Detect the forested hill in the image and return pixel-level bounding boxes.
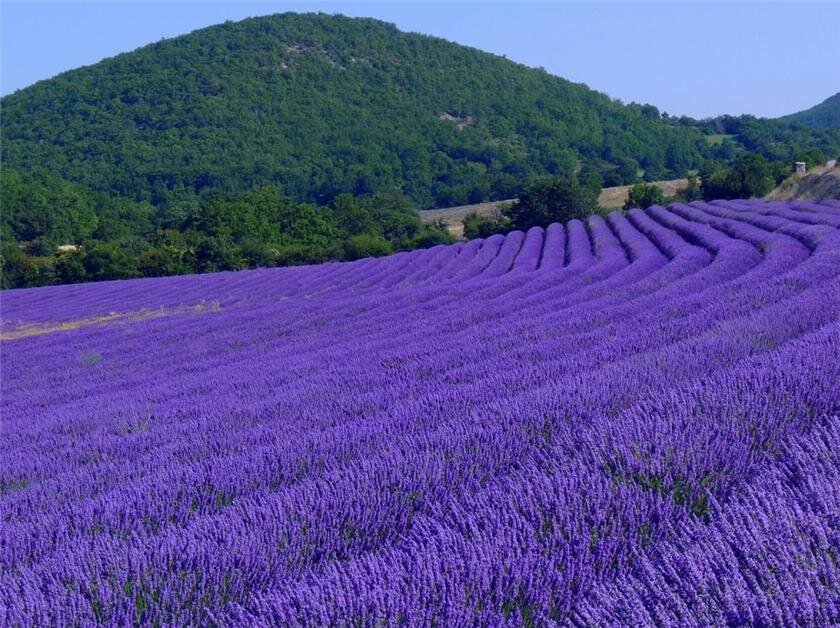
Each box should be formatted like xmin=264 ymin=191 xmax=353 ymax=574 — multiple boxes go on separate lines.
xmin=3 ymin=12 xmax=837 ymax=211
xmin=2 ymin=12 xmax=697 ymax=209
xmin=780 ymin=93 xmax=840 ymax=130
xmin=2 ymin=12 xmax=839 ymax=289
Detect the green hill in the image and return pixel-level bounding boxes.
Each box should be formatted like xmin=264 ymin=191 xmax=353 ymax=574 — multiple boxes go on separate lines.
xmin=781 ymin=93 xmax=840 ymax=129
xmin=2 ymin=12 xmax=839 ymax=288
xmin=2 ymin=12 xmax=712 ymax=209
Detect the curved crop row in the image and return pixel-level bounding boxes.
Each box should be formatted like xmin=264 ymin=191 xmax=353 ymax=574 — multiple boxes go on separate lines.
xmin=1 ymin=200 xmax=839 ymax=625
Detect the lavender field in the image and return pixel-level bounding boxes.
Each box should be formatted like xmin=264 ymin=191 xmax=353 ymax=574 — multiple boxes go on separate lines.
xmin=2 ymin=199 xmax=839 ymax=625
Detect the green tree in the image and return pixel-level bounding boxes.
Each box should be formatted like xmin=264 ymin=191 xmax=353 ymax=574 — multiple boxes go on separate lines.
xmin=624 ymin=183 xmax=666 ymax=210
xmin=330 ymin=193 xmax=377 ymax=236
xmin=702 ymin=153 xmax=774 ymax=200
xmin=1 ymin=243 xmax=32 ymax=289
xmin=463 ymin=212 xmax=503 ymax=239
xmin=794 ymin=148 xmax=827 ymax=170
xmin=505 ymin=176 xmax=597 ymax=230
xmin=139 ymin=247 xmax=193 ymax=277
xmin=683 ymin=173 xmax=702 ymax=202
xmin=344 ymin=234 xmax=394 ymax=260
xmin=54 ymin=253 xmax=87 ymax=285
xmin=408 ymin=223 xmax=455 ymax=249
xmin=82 ymin=242 xmax=141 ymax=281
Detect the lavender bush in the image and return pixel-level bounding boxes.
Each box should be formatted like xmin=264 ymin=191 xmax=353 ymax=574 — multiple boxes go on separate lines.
xmin=1 ymin=200 xmax=838 ymax=625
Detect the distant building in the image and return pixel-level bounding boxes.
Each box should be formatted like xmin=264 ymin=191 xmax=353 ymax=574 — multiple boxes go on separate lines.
xmin=56 ymin=244 xmax=80 ymax=254
xmin=794 ymin=161 xmax=807 ymax=175
xmin=826 ymin=159 xmax=837 ymax=169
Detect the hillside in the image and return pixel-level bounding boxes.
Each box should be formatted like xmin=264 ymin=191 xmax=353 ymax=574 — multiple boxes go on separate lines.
xmin=3 ymin=199 xmax=839 ymax=623
xmin=1 ymin=12 xmax=712 ymax=211
xmin=3 ymin=12 xmax=839 ymax=290
xmin=3 ymin=13 xmax=838 ymax=209
xmin=781 ymin=92 xmax=840 ymax=129
xmin=767 ymin=162 xmax=840 ymax=201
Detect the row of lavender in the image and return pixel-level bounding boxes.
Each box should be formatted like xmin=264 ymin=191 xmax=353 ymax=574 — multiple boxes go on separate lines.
xmin=2 ymin=199 xmax=838 ymax=625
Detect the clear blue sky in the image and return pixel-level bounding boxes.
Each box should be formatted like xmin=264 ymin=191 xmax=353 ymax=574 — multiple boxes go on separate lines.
xmin=2 ymin=1 xmax=838 ymax=119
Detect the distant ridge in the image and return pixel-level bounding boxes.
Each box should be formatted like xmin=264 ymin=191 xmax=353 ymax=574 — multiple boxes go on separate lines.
xmin=781 ymin=92 xmax=840 ymax=129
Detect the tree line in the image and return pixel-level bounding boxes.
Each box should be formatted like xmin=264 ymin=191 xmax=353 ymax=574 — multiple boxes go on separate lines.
xmin=462 ymin=152 xmax=792 ymax=239
xmin=1 ymin=170 xmax=451 ymax=289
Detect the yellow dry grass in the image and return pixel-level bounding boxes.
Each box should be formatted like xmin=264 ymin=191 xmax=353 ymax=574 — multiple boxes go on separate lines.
xmin=1 ymin=301 xmax=221 ymax=341
xmin=597 ymin=178 xmax=689 ymax=210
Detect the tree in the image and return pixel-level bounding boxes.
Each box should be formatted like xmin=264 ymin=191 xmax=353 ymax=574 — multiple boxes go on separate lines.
xmin=408 ymin=224 xmax=454 ymax=249
xmin=54 ymin=252 xmax=87 ymax=285
xmin=139 ymin=247 xmax=192 ymax=277
xmin=701 ymin=153 xmax=774 ymax=200
xmin=330 ymin=193 xmax=377 ymax=236
xmin=344 ymin=234 xmax=393 ymax=260
xmin=731 ymin=153 xmax=774 ymax=197
xmin=683 ymin=173 xmax=702 ymax=202
xmin=82 ymin=243 xmax=141 ymax=281
xmin=463 ymin=212 xmax=502 ymax=239
xmin=794 ymin=148 xmax=827 ymax=170
xmin=504 ymin=176 xmax=597 ymax=230
xmin=1 ymin=243 xmax=32 ymax=289
xmin=624 ymin=183 xmax=666 ymax=210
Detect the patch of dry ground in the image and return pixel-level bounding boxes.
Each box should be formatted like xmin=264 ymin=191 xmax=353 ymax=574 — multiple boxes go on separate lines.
xmin=420 ymin=178 xmax=689 ymax=238
xmin=419 ymin=200 xmax=511 ymax=239
xmin=597 ymin=178 xmax=688 ymax=210
xmin=767 ymin=164 xmax=840 ymax=201
xmin=1 ymin=302 xmax=221 ymax=341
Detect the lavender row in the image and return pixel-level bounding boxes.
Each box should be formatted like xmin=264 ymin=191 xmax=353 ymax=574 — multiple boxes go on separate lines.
xmin=2 ymin=200 xmax=839 ymax=624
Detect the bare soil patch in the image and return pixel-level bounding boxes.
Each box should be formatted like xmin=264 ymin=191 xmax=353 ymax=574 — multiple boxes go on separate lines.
xmin=420 ymin=178 xmax=690 ymax=238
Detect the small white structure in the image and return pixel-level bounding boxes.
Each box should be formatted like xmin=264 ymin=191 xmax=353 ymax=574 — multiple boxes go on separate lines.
xmin=826 ymin=159 xmax=837 ymax=169
xmin=56 ymin=244 xmax=80 ymax=254
xmin=794 ymin=161 xmax=807 ymax=175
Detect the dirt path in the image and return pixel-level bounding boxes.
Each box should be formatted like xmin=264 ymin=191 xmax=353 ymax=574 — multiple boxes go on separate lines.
xmin=420 ymin=178 xmax=689 ymax=238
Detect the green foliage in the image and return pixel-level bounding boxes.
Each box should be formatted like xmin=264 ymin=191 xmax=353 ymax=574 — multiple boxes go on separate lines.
xmin=780 ymin=92 xmax=840 ymax=130
xmin=701 ymin=153 xmax=774 ymax=200
xmin=624 ymin=183 xmax=666 ymax=210
xmin=1 ymin=14 xmax=837 ymax=288
xmin=699 ymin=114 xmax=839 ymax=166
xmin=344 ymin=234 xmax=393 ymax=260
xmin=54 ymin=252 xmax=87 ymax=285
xmin=463 ymin=212 xmax=504 ymax=239
xmin=0 ymin=178 xmax=453 ymax=288
xmin=683 ymin=173 xmax=702 ymax=202
xmin=505 ymin=176 xmax=597 ymax=230
xmin=407 ymin=223 xmax=455 ymax=249
xmin=794 ymin=147 xmax=828 ymax=170
xmin=82 ymin=243 xmax=141 ymax=281
xmin=7 ymin=12 xmax=828 ymax=216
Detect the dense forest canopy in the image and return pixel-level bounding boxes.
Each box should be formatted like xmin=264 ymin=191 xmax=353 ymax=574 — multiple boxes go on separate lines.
xmin=1 ymin=12 xmax=838 ymax=288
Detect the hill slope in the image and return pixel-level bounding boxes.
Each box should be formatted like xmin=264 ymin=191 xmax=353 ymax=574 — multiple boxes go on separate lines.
xmin=768 ymin=163 xmax=840 ymax=201
xmin=4 ymin=12 xmax=838 ymax=213
xmin=1 ymin=12 xmax=708 ymax=209
xmin=2 ymin=200 xmax=839 ymax=623
xmin=4 ymin=12 xmax=839 ymax=290
xmin=781 ymin=92 xmax=840 ymax=129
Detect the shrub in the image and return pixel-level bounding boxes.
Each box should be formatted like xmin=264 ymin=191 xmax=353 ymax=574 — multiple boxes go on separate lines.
xmin=504 ymin=176 xmax=597 ymax=230
xmin=345 ymin=234 xmax=394 ymax=260
xmin=463 ymin=212 xmax=501 ymax=239
xmin=702 ymin=153 xmax=774 ymax=200
xmin=624 ymin=183 xmax=666 ymax=210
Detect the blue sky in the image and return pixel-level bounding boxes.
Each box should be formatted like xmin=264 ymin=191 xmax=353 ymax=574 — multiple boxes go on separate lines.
xmin=2 ymin=2 xmax=838 ymax=118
